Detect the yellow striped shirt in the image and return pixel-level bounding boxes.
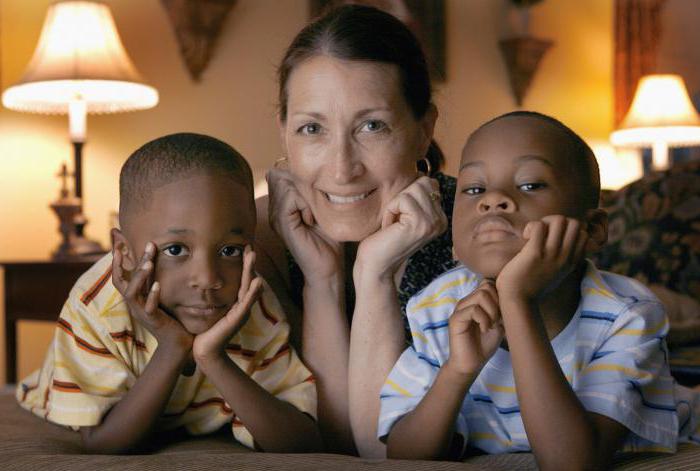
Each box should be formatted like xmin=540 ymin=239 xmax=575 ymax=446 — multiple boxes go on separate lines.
xmin=17 ymin=254 xmax=316 ymax=449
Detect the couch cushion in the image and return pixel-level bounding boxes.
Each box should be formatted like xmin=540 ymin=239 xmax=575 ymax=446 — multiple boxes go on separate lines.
xmin=594 ymin=160 xmax=700 ymax=345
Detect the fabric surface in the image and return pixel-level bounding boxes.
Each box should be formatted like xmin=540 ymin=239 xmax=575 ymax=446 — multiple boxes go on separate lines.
xmin=16 ymin=254 xmax=316 ymax=449
xmin=4 ymin=386 xmax=700 ymax=470
xmin=287 ymin=172 xmax=458 ymax=341
xmin=379 ymin=262 xmax=700 ymax=455
xmin=593 ymin=160 xmax=700 ymax=304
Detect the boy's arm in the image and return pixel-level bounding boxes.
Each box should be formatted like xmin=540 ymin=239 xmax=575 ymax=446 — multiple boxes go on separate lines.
xmin=80 ymin=336 xmax=191 ymax=453
xmin=195 ymin=354 xmax=322 ymax=452
xmin=386 ymin=281 xmax=503 ymax=460
xmin=387 ymin=367 xmax=476 ymax=460
xmin=81 ymin=245 xmax=194 ymax=454
xmin=500 ymin=297 xmax=629 ymax=470
xmin=497 ymin=216 xmax=629 ymax=470
xmin=193 ymin=247 xmax=322 ymax=453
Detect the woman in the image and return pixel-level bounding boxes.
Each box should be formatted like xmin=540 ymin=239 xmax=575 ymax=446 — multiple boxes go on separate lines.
xmin=256 ymin=5 xmax=456 ymax=457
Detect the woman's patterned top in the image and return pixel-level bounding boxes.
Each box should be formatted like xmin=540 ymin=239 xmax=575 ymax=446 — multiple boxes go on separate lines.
xmin=287 ymin=172 xmax=458 ymax=342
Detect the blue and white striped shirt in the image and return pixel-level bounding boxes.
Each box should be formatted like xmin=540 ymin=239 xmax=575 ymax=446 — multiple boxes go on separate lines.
xmin=378 ymin=261 xmax=700 ymax=455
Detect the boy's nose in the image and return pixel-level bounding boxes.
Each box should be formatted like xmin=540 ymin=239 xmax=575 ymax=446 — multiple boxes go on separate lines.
xmin=189 ymin=257 xmax=223 ymax=291
xmin=477 ymin=192 xmax=516 ymax=214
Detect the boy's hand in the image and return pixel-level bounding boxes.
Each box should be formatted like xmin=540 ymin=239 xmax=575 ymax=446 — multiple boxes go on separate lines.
xmin=192 ymin=245 xmax=263 ymax=365
xmin=444 ymin=280 xmax=504 ymax=377
xmin=496 ymin=215 xmax=589 ymax=302
xmin=112 ymin=242 xmax=193 ymax=351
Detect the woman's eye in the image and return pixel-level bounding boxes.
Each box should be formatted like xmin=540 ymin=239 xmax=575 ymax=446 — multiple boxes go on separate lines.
xmin=297 ymin=123 xmax=321 ymax=135
xmin=220 ymin=245 xmax=243 ymax=258
xmin=519 ymin=182 xmax=546 ymax=192
xmin=462 ymin=187 xmax=485 ymax=195
xmin=163 ymin=245 xmax=188 ymax=257
xmin=360 ymin=120 xmax=386 ymax=133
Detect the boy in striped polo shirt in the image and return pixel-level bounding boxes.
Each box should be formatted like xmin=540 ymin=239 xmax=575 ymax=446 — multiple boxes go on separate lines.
xmin=379 ymin=112 xmax=699 ymax=467
xmin=18 ymin=133 xmax=321 ymax=453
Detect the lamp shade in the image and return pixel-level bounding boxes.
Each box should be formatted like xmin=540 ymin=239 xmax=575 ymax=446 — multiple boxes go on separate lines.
xmin=611 ymin=74 xmax=700 ymax=147
xmin=1 ymin=1 xmax=158 ymax=114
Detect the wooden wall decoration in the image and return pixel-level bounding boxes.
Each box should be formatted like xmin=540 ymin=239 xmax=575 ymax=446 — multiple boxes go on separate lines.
xmin=162 ymin=0 xmax=238 ymax=81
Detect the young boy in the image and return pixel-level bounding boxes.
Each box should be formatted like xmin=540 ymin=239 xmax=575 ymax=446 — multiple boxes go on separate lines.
xmin=378 ymin=112 xmax=700 ymax=468
xmin=17 ymin=133 xmax=321 ymax=454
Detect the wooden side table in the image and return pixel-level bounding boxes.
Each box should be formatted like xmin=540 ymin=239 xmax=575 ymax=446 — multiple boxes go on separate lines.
xmin=1 ymin=261 xmax=93 ymax=384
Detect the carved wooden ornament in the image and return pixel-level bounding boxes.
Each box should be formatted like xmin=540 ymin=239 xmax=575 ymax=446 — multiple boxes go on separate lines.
xmin=162 ymin=0 xmax=237 ymax=81
xmin=499 ymin=36 xmax=553 ymax=106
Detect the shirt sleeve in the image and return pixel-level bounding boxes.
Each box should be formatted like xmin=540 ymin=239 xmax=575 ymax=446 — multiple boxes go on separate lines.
xmin=575 ymin=299 xmax=679 ymax=452
xmin=230 ymin=284 xmax=317 ymax=448
xmin=17 ymin=286 xmax=136 ymax=428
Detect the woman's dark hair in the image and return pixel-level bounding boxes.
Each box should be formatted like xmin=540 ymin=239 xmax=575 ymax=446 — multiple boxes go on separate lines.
xmin=277 ymin=4 xmax=444 ymax=174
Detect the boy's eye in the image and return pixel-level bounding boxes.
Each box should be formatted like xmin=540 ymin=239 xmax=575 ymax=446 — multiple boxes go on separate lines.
xmin=519 ymin=182 xmax=546 ymax=192
xmin=163 ymin=245 xmax=188 ymax=257
xmin=297 ymin=123 xmax=322 ymax=135
xmin=462 ymin=186 xmax=485 ymax=195
xmin=359 ymin=120 xmax=386 ymax=133
xmin=220 ymin=245 xmax=243 ymax=258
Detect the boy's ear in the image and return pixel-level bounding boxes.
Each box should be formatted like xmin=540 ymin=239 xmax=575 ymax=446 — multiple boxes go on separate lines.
xmin=584 ymin=208 xmax=608 ymax=253
xmin=110 ymin=228 xmax=137 ymax=271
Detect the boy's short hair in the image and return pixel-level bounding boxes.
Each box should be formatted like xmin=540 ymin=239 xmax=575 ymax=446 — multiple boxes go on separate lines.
xmin=471 ymin=111 xmax=601 ymax=211
xmin=119 ymin=132 xmax=254 ymax=226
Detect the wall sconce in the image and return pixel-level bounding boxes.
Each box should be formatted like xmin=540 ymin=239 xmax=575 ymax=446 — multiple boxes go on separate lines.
xmin=2 ymin=1 xmax=159 ymax=260
xmin=499 ymin=0 xmax=553 ymax=106
xmin=610 ymin=74 xmax=700 ymax=171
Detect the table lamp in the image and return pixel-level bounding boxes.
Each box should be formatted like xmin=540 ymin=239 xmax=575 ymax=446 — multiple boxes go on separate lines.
xmin=610 ymin=74 xmax=700 ymax=171
xmin=2 ymin=0 xmax=158 ymax=260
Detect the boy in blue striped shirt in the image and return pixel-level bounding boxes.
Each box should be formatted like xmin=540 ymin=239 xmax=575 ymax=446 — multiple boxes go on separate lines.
xmin=379 ymin=111 xmax=699 ymax=468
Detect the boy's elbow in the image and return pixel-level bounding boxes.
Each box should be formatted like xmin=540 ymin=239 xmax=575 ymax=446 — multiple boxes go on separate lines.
xmin=386 ymin=436 xmax=451 ymax=462
xmin=80 ymin=427 xmax=133 ymax=455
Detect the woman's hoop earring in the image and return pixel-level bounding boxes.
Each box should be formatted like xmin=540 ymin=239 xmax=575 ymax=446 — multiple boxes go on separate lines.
xmin=417 ymin=157 xmax=432 ymax=176
xmin=274 ymin=156 xmax=288 ymax=169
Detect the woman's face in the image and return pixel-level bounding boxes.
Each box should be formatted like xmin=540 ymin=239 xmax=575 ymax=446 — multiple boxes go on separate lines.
xmin=280 ymin=55 xmax=435 ymax=241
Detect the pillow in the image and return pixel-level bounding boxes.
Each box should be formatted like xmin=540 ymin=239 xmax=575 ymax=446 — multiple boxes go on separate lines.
xmin=593 ymin=160 xmax=700 ymax=343
xmin=648 ymin=284 xmax=700 ymax=346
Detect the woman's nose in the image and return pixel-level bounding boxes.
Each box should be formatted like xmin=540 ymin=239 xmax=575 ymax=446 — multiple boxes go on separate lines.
xmin=332 ymin=136 xmax=364 ymax=183
xmin=477 ymin=191 xmax=516 ymax=214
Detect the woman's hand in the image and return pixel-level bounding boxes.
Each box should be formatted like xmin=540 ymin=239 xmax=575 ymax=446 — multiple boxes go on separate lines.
xmin=266 ymin=168 xmax=342 ymax=284
xmin=356 ymin=176 xmax=447 ymax=281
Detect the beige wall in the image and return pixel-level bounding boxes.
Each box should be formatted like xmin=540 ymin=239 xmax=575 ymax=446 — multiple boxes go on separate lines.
xmin=0 ymin=0 xmax=614 ymax=384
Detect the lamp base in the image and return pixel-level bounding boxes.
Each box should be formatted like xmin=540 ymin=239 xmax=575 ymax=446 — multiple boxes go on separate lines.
xmin=50 ymin=196 xmax=106 ymax=262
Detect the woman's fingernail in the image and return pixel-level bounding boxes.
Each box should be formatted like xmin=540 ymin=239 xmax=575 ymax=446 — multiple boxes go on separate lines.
xmin=143 ymin=261 xmax=153 ymax=271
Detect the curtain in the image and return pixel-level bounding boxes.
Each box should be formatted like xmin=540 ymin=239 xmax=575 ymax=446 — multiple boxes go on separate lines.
xmin=614 ymin=0 xmax=667 ymax=126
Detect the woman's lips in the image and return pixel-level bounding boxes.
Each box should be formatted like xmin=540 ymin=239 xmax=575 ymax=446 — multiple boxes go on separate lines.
xmin=321 ymin=188 xmax=376 ymax=205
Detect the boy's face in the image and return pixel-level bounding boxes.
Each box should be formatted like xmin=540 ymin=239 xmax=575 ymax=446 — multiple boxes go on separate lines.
xmin=453 ymin=116 xmax=585 ymax=278
xmin=118 ymin=174 xmax=255 ymax=335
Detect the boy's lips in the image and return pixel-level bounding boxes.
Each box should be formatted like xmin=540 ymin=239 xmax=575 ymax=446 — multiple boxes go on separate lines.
xmin=179 ymin=304 xmax=229 ymax=317
xmin=472 ymin=216 xmax=519 ymax=241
